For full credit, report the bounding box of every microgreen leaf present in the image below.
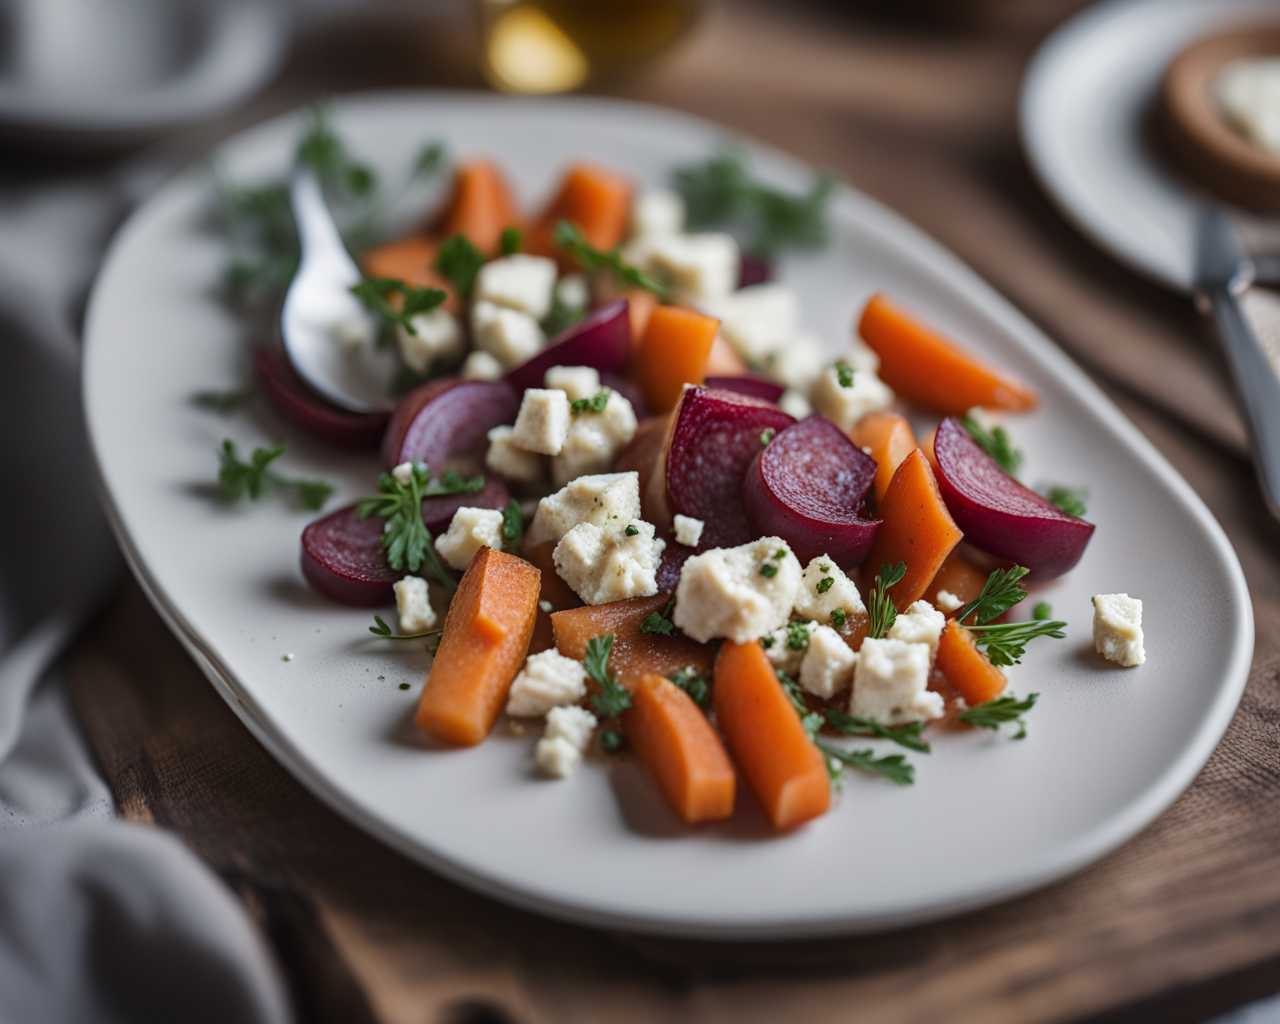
[600,729,624,753]
[351,276,447,336]
[570,392,610,414]
[216,440,333,510]
[584,634,631,718]
[961,414,1023,477]
[1033,601,1053,621]
[760,428,776,446]
[640,611,673,636]
[867,561,907,639]
[368,614,442,641]
[822,709,931,753]
[501,499,524,547]
[667,666,710,708]
[1047,485,1089,518]
[816,741,915,785]
[966,620,1067,667]
[499,226,523,256]
[958,692,1039,739]
[193,387,254,413]
[552,220,673,300]
[954,566,1030,626]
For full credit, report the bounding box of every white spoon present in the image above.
[279,166,397,414]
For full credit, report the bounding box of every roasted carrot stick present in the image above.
[433,161,523,256]
[631,305,720,413]
[359,235,459,313]
[935,620,1007,706]
[849,410,916,502]
[528,163,632,268]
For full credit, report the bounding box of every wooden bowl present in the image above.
[1161,27,1280,210]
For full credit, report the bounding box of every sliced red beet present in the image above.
[601,372,648,418]
[657,537,695,593]
[739,254,773,288]
[932,416,1095,580]
[301,475,510,606]
[381,378,518,470]
[664,387,795,548]
[744,413,879,566]
[704,374,786,404]
[253,348,389,449]
[503,300,631,393]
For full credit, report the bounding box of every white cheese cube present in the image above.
[762,619,819,676]
[793,556,867,633]
[434,507,505,571]
[935,589,964,613]
[553,518,665,605]
[799,625,857,699]
[624,232,740,303]
[705,283,798,363]
[887,600,946,658]
[762,332,826,394]
[511,388,572,456]
[550,390,639,486]
[673,537,803,644]
[485,425,546,485]
[474,254,558,320]
[506,649,588,717]
[461,349,503,381]
[777,388,813,420]
[395,308,465,374]
[851,637,944,725]
[472,300,545,368]
[672,514,705,547]
[554,273,590,311]
[535,704,599,778]
[1093,593,1144,667]
[393,575,437,634]
[525,472,642,549]
[630,187,685,238]
[811,363,894,433]
[391,461,416,486]
[544,364,602,402]
[534,736,583,779]
[845,336,882,375]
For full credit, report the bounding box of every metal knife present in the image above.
[1195,209,1280,520]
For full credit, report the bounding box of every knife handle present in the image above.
[1203,284,1280,520]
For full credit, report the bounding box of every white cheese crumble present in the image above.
[553,518,665,605]
[506,649,588,717]
[544,364,601,402]
[534,705,598,778]
[673,537,803,644]
[554,273,590,311]
[844,336,882,375]
[799,624,857,699]
[471,300,545,368]
[395,308,465,374]
[630,187,685,238]
[1215,58,1280,157]
[485,425,546,485]
[511,388,572,456]
[474,254,558,320]
[851,637,944,725]
[762,620,819,677]
[550,390,638,487]
[461,349,503,381]
[623,232,739,303]
[391,461,416,486]
[793,556,867,632]
[393,575,437,635]
[705,283,798,364]
[525,471,642,549]
[935,589,964,613]
[887,600,946,658]
[762,331,826,394]
[434,507,505,571]
[672,514,705,547]
[1093,593,1145,667]
[777,388,812,419]
[810,362,895,433]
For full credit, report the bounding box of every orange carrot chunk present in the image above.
[359,235,459,313]
[415,547,541,746]
[858,293,1038,414]
[624,673,736,824]
[434,161,523,256]
[921,549,989,621]
[864,449,963,611]
[713,640,831,831]
[529,163,632,269]
[631,306,721,413]
[935,620,1007,707]
[849,411,917,503]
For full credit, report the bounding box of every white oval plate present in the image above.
[1020,0,1280,294]
[83,92,1252,939]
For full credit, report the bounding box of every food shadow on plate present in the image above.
[1073,640,1128,672]
[264,573,338,611]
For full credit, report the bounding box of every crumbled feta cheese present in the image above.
[391,461,416,486]
[485,425,546,485]
[511,388,572,456]
[554,273,589,311]
[799,624,857,699]
[623,232,739,303]
[851,637,944,725]
[534,737,582,778]
[535,705,598,778]
[845,336,881,375]
[474,254,558,320]
[1216,58,1280,157]
[550,390,638,486]
[810,363,894,432]
[461,349,503,381]
[331,313,376,351]
[762,332,826,394]
[395,308,465,374]
[553,518,665,605]
[935,589,964,613]
[793,556,867,632]
[705,283,798,364]
[887,600,946,658]
[1093,593,1145,667]
[544,364,601,402]
[434,507,505,571]
[472,300,545,368]
[762,619,819,676]
[393,575,437,634]
[672,514,705,547]
[525,472,642,549]
[673,537,803,644]
[777,388,813,420]
[506,649,587,717]
[630,187,685,238]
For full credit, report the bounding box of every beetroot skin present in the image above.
[503,300,631,393]
[665,387,795,548]
[254,348,389,449]
[703,374,786,404]
[932,416,1094,580]
[744,413,879,566]
[381,378,518,470]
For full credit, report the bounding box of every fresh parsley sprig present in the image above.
[815,741,915,786]
[434,234,486,299]
[570,392,610,414]
[1047,485,1089,518]
[350,277,447,336]
[966,620,1067,667]
[584,634,632,718]
[668,666,709,708]
[958,692,1039,739]
[499,226,523,256]
[823,709,931,753]
[954,566,1030,626]
[640,612,673,636]
[217,440,333,510]
[867,561,907,639]
[552,221,673,300]
[501,499,524,547]
[194,387,254,413]
[368,615,442,641]
[961,414,1022,477]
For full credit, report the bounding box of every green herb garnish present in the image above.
[412,142,446,180]
[815,742,915,785]
[816,576,834,594]
[761,635,776,649]
[194,387,254,413]
[351,276,447,336]
[954,566,1030,626]
[668,666,710,708]
[368,615,442,641]
[499,226,523,256]
[760,563,778,578]
[786,620,811,651]
[600,729,624,753]
[570,392,610,414]
[501,499,524,547]
[830,608,847,630]
[639,611,673,636]
[216,440,332,510]
[867,561,907,639]
[966,620,1067,667]
[823,709,931,753]
[760,428,776,446]
[958,692,1039,739]
[585,634,631,718]
[1033,601,1053,621]
[835,362,855,388]
[1047,486,1089,518]
[552,220,672,300]
[961,414,1022,477]
[433,233,486,299]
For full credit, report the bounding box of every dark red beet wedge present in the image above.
[601,372,648,418]
[253,348,389,449]
[382,378,518,470]
[744,413,879,566]
[665,387,795,548]
[704,374,786,404]
[421,473,511,533]
[932,416,1095,580]
[503,300,631,393]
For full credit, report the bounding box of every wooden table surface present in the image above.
[67,3,1280,1022]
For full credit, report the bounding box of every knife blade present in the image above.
[1195,209,1280,520]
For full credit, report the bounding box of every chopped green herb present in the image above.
[552,220,673,300]
[571,392,610,414]
[760,427,776,446]
[958,692,1039,739]
[668,666,710,708]
[499,225,523,256]
[816,576,834,594]
[194,387,254,413]
[1047,485,1089,518]
[625,524,640,537]
[368,614,443,641]
[584,634,631,718]
[955,566,1030,626]
[777,672,811,719]
[1033,601,1053,621]
[296,107,378,199]
[835,362,855,388]
[600,729,624,753]
[639,611,673,636]
[815,742,915,785]
[399,683,410,690]
[433,233,486,299]
[823,709,931,753]
[216,440,333,510]
[351,276,447,335]
[966,620,1066,667]
[830,608,847,630]
[760,563,778,578]
[761,635,776,649]
[502,499,524,546]
[867,561,907,639]
[412,141,446,180]
[774,548,787,560]
[961,414,1023,477]
[786,620,811,651]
